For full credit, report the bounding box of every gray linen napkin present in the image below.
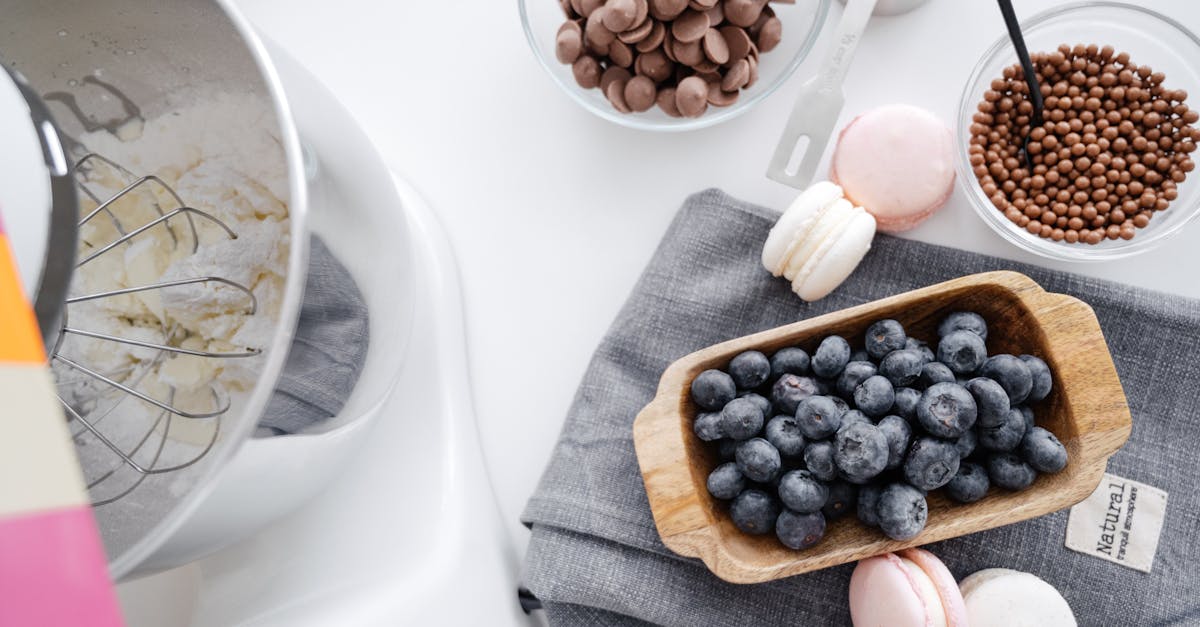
[521,189,1200,626]
[255,235,369,436]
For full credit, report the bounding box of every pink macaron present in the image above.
[830,104,956,233]
[848,548,968,627]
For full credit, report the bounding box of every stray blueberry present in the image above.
[877,483,928,541]
[1020,426,1068,473]
[776,509,826,550]
[879,349,925,387]
[770,347,811,379]
[937,330,988,375]
[837,361,879,399]
[916,382,978,438]
[721,397,765,440]
[1019,355,1053,403]
[691,369,737,411]
[938,311,988,341]
[730,489,779,535]
[955,429,978,459]
[979,355,1034,405]
[987,453,1037,491]
[854,375,896,417]
[706,462,745,500]
[865,319,907,360]
[904,437,961,491]
[964,377,1011,428]
[850,348,871,363]
[693,412,725,441]
[1016,405,1035,432]
[803,440,838,481]
[920,362,957,387]
[772,374,821,415]
[834,422,889,483]
[717,439,738,461]
[857,484,883,527]
[737,391,773,418]
[977,408,1027,452]
[778,469,829,513]
[812,336,852,378]
[892,387,922,421]
[795,395,845,440]
[877,415,913,470]
[841,409,872,429]
[729,350,771,389]
[765,415,807,457]
[945,462,990,503]
[905,337,936,363]
[735,438,782,483]
[822,480,858,520]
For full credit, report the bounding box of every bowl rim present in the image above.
[955,0,1200,261]
[518,0,832,132]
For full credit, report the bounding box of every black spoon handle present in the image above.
[996,0,1044,126]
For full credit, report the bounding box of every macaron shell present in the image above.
[785,198,856,283]
[899,548,968,627]
[830,104,955,232]
[761,181,845,275]
[849,553,941,627]
[960,569,1077,627]
[795,207,874,302]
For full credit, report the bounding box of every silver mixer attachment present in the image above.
[54,153,261,506]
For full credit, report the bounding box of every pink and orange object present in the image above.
[0,214,124,626]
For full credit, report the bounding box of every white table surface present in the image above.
[235,0,1200,563]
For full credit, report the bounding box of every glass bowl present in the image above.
[520,0,830,132]
[957,1,1200,261]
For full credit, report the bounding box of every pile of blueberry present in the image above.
[691,312,1068,550]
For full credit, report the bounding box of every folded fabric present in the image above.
[521,189,1200,626]
[256,235,370,436]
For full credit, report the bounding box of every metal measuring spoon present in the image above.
[996,0,1045,169]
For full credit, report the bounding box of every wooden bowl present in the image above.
[632,271,1131,584]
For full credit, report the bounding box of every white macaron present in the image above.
[959,568,1076,627]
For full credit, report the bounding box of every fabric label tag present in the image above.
[1065,473,1167,573]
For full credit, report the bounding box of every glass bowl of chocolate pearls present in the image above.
[957,1,1200,260]
[521,0,830,132]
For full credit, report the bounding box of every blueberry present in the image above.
[937,330,988,375]
[841,409,872,429]
[829,394,850,416]
[850,348,871,363]
[693,412,725,441]
[1020,426,1068,473]
[920,362,957,387]
[978,408,1027,452]
[963,377,1011,428]
[721,397,765,440]
[737,391,773,418]
[706,462,745,500]
[778,469,829,513]
[1017,405,1035,432]
[837,361,878,399]
[945,462,990,503]
[892,387,922,420]
[795,395,845,440]
[979,355,1034,405]
[717,439,738,461]
[877,415,912,470]
[1019,355,1053,403]
[691,369,737,410]
[905,337,936,363]
[865,319,907,360]
[834,422,889,482]
[854,375,896,417]
[877,483,928,541]
[729,350,771,389]
[987,453,1037,491]
[938,311,988,341]
[955,429,978,458]
[857,484,883,527]
[771,374,821,415]
[730,489,779,534]
[812,335,852,378]
[879,349,925,387]
[776,509,826,550]
[735,438,781,482]
[803,440,837,481]
[822,480,858,520]
[904,437,961,490]
[916,382,978,438]
[770,347,811,379]
[765,415,807,457]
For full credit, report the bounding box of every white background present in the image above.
[235,0,1200,562]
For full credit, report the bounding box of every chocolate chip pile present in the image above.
[969,44,1198,244]
[555,0,790,118]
